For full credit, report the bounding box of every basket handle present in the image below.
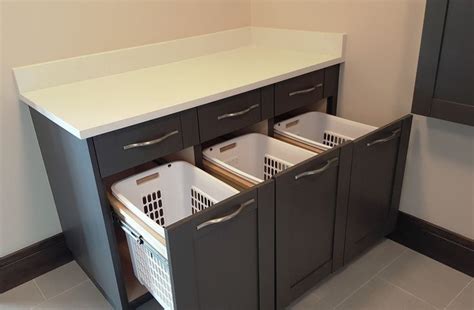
[196,199,255,230]
[294,157,338,180]
[366,129,401,147]
[123,130,179,150]
[288,83,323,96]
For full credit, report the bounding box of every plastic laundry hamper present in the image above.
[111,161,239,310]
[202,133,316,185]
[274,111,377,150]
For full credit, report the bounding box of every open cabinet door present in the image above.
[344,115,412,263]
[165,181,274,310]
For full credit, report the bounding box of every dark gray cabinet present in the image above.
[275,145,349,308]
[275,70,324,116]
[412,0,473,126]
[344,115,412,263]
[166,181,274,310]
[274,144,351,309]
[94,112,187,177]
[197,90,263,142]
[29,63,412,310]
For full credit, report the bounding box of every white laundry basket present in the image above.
[111,161,239,310]
[202,133,316,184]
[274,112,377,150]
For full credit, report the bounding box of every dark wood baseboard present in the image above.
[389,212,474,277]
[0,233,73,293]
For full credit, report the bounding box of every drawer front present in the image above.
[166,181,274,310]
[344,115,413,264]
[275,148,340,307]
[275,70,324,116]
[198,90,261,142]
[93,114,183,177]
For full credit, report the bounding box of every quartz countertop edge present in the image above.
[14,27,346,139]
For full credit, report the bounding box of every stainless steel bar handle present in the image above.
[366,129,401,147]
[288,83,323,96]
[217,104,260,120]
[196,199,255,230]
[123,130,179,150]
[294,157,338,180]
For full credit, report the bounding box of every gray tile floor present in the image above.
[1,239,472,309]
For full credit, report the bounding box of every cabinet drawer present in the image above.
[198,90,261,142]
[344,115,412,263]
[109,176,274,310]
[93,114,184,177]
[275,147,342,307]
[275,70,324,115]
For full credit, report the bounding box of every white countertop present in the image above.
[14,27,345,139]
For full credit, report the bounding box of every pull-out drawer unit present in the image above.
[197,90,263,142]
[202,131,353,308]
[275,70,325,116]
[94,111,199,177]
[202,133,316,186]
[274,112,413,267]
[274,111,377,151]
[109,161,275,310]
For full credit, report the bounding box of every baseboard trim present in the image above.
[0,233,73,293]
[389,212,474,276]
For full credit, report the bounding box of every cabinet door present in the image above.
[344,115,412,263]
[165,181,274,310]
[412,0,473,126]
[275,147,342,308]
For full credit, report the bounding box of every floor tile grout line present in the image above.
[32,279,47,301]
[332,247,409,309]
[443,278,473,310]
[376,275,441,310]
[30,279,92,309]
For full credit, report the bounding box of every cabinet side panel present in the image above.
[385,115,413,235]
[29,108,126,309]
[332,143,353,270]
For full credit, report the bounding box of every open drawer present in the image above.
[107,161,275,310]
[202,133,352,308]
[274,112,413,266]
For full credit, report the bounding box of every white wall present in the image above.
[0,0,250,256]
[400,116,473,238]
[251,0,473,238]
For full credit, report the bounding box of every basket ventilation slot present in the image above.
[142,191,165,226]
[264,154,290,180]
[191,186,216,215]
[323,130,349,148]
[128,237,173,309]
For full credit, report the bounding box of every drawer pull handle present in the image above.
[366,129,401,147]
[123,130,179,150]
[295,157,338,180]
[288,83,323,96]
[197,199,255,230]
[217,104,260,120]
